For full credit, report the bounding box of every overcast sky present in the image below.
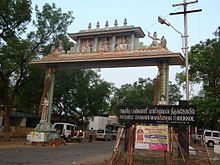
[32,0,220,98]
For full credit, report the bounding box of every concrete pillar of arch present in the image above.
[157,61,169,104]
[39,67,56,125]
[93,38,98,51]
[111,35,116,50]
[46,70,55,123]
[77,38,81,52]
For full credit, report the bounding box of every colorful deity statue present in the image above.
[100,37,110,51]
[41,97,49,121]
[148,31,160,46]
[148,32,167,48]
[82,39,93,52]
[116,36,129,50]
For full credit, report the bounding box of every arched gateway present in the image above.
[29,20,184,142]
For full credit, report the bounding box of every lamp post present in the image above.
[158,16,189,100]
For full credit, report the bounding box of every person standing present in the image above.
[89,127,94,142]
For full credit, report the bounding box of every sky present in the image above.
[32,0,220,98]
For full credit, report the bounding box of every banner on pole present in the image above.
[135,125,169,151]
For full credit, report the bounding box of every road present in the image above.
[0,141,115,165]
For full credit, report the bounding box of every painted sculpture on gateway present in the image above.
[50,40,65,54]
[40,97,49,122]
[81,39,93,52]
[148,31,167,48]
[116,36,130,50]
[100,37,110,51]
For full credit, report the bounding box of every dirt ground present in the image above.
[80,142,220,165]
[0,138,31,149]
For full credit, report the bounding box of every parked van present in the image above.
[54,122,84,142]
[96,129,113,141]
[203,130,220,147]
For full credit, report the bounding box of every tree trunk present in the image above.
[3,104,10,141]
[3,83,11,141]
[2,78,11,141]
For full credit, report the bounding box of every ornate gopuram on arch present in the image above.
[29,19,184,142]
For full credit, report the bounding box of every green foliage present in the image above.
[41,34,75,56]
[52,69,112,121]
[16,67,45,114]
[0,1,74,109]
[110,78,182,115]
[189,28,220,98]
[0,38,35,107]
[176,27,220,129]
[0,0,33,140]
[110,78,154,115]
[0,0,32,41]
[0,1,74,139]
[15,34,75,114]
[28,3,74,54]
[191,96,220,130]
[190,27,220,129]
[168,81,182,105]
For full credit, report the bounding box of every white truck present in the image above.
[88,116,118,131]
[203,130,220,147]
[54,122,84,142]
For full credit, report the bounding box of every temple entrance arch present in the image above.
[30,19,184,142]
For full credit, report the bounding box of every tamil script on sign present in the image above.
[119,105,196,124]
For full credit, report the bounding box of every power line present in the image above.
[144,6,182,32]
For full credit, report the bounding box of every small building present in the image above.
[8,111,40,128]
[0,111,40,137]
[0,111,40,128]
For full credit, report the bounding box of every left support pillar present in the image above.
[39,67,56,124]
[27,67,58,143]
[47,69,55,123]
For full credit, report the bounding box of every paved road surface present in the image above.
[0,141,115,165]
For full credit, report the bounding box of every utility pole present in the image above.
[170,1,202,160]
[170,0,202,101]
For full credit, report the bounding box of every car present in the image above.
[96,129,113,141]
[203,130,220,147]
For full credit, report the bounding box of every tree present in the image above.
[52,69,112,122]
[176,27,220,129]
[15,67,45,114]
[16,34,75,114]
[189,27,220,98]
[110,78,183,115]
[168,81,182,105]
[0,0,32,141]
[0,1,74,140]
[0,0,32,41]
[191,96,220,130]
[110,78,154,115]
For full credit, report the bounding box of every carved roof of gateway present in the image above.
[68,26,145,41]
[31,19,185,69]
[69,19,145,41]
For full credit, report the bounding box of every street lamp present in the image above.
[158,16,189,101]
